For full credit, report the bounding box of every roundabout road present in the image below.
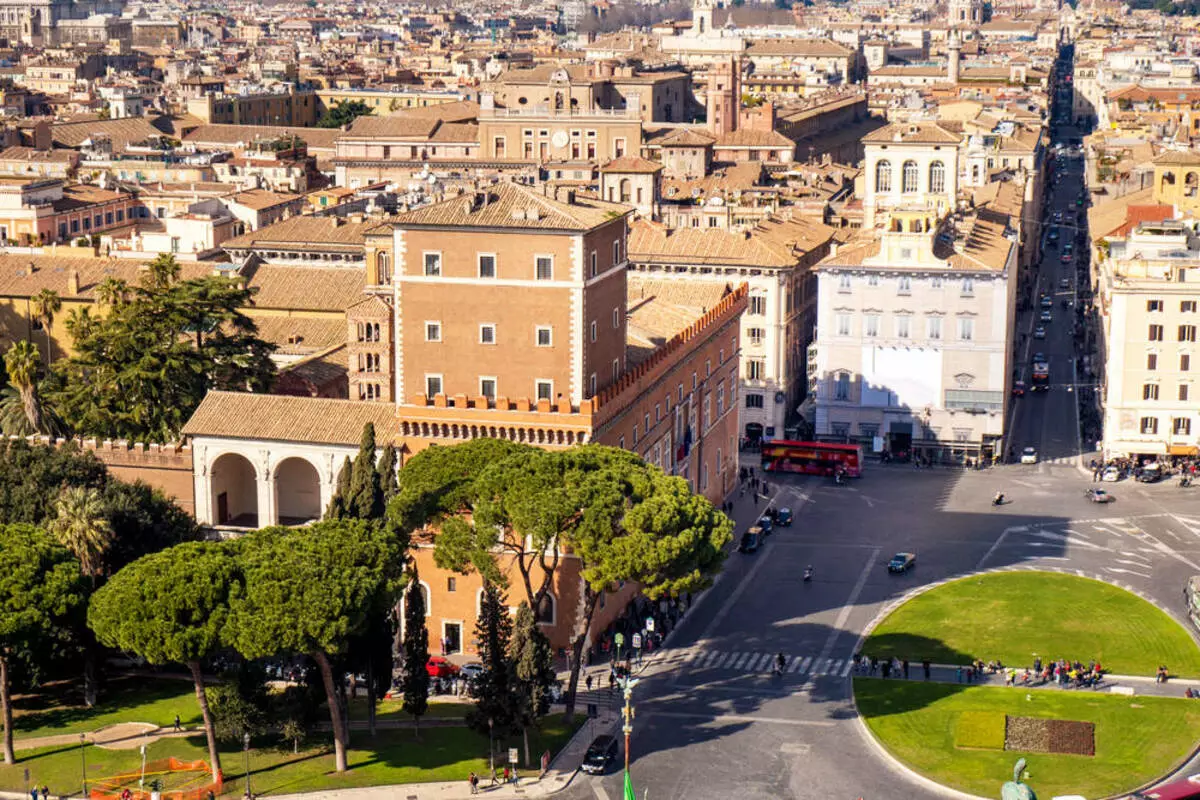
[560,464,1200,800]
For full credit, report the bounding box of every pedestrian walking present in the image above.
[586,674,593,692]
[956,666,963,683]
[469,772,479,794]
[902,659,910,679]
[503,766,511,784]
[173,713,182,732]
[923,660,931,680]
[491,767,498,786]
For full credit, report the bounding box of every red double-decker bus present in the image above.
[760,440,864,477]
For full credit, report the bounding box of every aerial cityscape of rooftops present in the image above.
[5,0,1200,797]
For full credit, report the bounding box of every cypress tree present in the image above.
[347,423,382,520]
[468,583,517,741]
[325,456,352,520]
[509,601,555,766]
[401,566,430,737]
[376,443,398,504]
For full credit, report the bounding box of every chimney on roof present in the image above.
[65,267,78,296]
[26,261,36,274]
[565,189,576,204]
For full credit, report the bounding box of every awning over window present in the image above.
[1169,445,1199,456]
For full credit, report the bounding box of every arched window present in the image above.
[535,593,555,625]
[375,251,391,284]
[929,161,945,194]
[902,160,919,193]
[619,178,631,203]
[875,159,891,193]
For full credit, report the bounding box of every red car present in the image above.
[426,656,460,678]
[1131,774,1200,800]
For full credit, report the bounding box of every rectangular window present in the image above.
[1144,383,1160,400]
[898,276,912,294]
[1150,324,1164,341]
[958,318,975,341]
[838,273,852,292]
[423,252,441,276]
[746,393,764,408]
[478,254,496,278]
[590,321,597,342]
[535,256,553,280]
[1184,301,1198,313]
[1181,325,1197,342]
[590,251,598,278]
[1176,417,1192,436]
[1184,354,1192,372]
[748,327,765,345]
[1182,384,1191,402]
[425,321,441,342]
[927,316,943,340]
[479,324,496,345]
[747,360,765,380]
[931,276,943,289]
[536,380,553,402]
[896,315,911,339]
[426,374,443,397]
[867,274,878,287]
[480,377,497,398]
[613,240,621,265]
[834,372,850,400]
[864,315,879,338]
[1141,416,1158,434]
[836,314,851,336]
[1148,299,1164,312]
[961,277,974,296]
[447,577,456,592]
[613,308,620,329]
[1148,353,1158,370]
[590,373,597,396]
[536,326,552,347]
[749,296,767,315]
[612,359,620,382]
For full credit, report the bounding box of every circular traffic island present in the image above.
[854,571,1200,799]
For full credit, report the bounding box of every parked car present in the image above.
[887,552,916,573]
[460,663,485,683]
[1040,310,1053,323]
[739,530,761,553]
[1021,447,1038,464]
[581,735,619,775]
[1034,326,1046,339]
[756,516,773,534]
[776,507,793,526]
[426,657,460,678]
[1137,465,1164,483]
[1102,467,1122,482]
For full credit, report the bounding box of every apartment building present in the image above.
[1098,220,1200,460]
[811,205,1017,464]
[861,122,961,229]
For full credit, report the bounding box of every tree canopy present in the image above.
[52,255,276,443]
[0,524,88,764]
[88,541,239,782]
[317,100,374,128]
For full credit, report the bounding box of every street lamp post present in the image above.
[79,733,88,798]
[487,718,494,780]
[243,732,252,799]
[616,675,639,773]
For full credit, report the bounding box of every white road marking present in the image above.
[645,710,835,727]
[734,652,751,669]
[592,783,612,800]
[814,548,879,670]
[1106,566,1152,579]
[787,656,803,673]
[1116,559,1153,569]
[752,653,772,671]
[799,656,813,673]
[703,651,721,668]
[841,660,854,678]
[976,528,1011,569]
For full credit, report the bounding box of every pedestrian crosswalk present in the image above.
[653,647,856,679]
[1038,456,1080,466]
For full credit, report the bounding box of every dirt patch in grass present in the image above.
[1004,716,1094,756]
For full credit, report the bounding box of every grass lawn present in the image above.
[856,679,1200,799]
[10,677,202,741]
[0,716,584,798]
[345,697,472,722]
[866,571,1200,677]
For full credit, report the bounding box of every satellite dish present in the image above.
[551,130,569,149]
[427,174,437,184]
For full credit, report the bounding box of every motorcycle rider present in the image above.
[993,491,1005,505]
[803,565,813,581]
[773,652,786,675]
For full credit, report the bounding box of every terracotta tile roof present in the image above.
[229,189,304,211]
[0,256,211,299]
[1088,186,1155,239]
[600,156,663,174]
[628,215,833,268]
[252,315,347,353]
[862,122,961,145]
[427,122,478,143]
[1152,149,1200,167]
[745,38,852,57]
[626,277,733,365]
[654,127,716,148]
[182,124,341,150]
[181,390,396,445]
[278,344,348,386]
[714,129,794,149]
[241,263,365,311]
[1111,204,1175,237]
[0,146,77,163]
[395,182,631,232]
[51,117,167,151]
[398,100,480,123]
[223,215,386,251]
[342,115,441,138]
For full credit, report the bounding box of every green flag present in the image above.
[624,768,636,800]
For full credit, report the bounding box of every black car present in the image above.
[738,531,761,553]
[581,735,619,775]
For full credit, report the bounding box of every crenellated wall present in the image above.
[13,435,195,514]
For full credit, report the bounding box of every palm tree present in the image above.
[3,340,43,434]
[49,486,112,581]
[96,277,129,307]
[31,288,61,366]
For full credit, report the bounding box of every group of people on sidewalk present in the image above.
[467,766,520,794]
[851,653,931,680]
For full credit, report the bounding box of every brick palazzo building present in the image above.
[181,181,747,653]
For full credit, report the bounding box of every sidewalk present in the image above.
[857,660,1200,698]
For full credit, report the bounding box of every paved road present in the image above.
[553,62,1200,800]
